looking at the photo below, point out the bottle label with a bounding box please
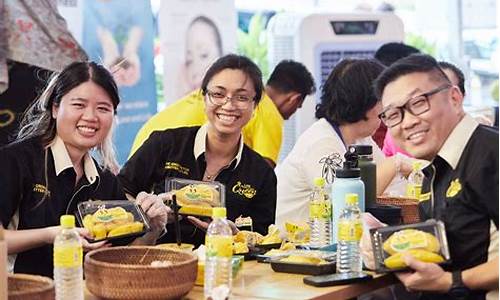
[338,220,362,242]
[205,235,233,258]
[406,184,422,199]
[309,201,332,220]
[54,245,83,268]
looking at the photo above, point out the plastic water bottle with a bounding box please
[309,177,332,248]
[336,193,363,273]
[406,162,424,199]
[204,207,233,300]
[53,215,83,300]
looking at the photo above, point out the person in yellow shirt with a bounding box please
[129,59,316,167]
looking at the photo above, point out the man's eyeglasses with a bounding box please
[205,90,255,109]
[379,85,451,128]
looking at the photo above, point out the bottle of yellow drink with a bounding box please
[407,162,424,200]
[309,177,332,248]
[204,207,232,300]
[53,215,83,300]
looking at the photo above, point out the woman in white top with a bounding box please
[276,58,410,229]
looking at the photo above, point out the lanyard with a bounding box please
[325,117,346,147]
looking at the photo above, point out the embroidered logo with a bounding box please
[164,162,190,175]
[319,152,343,184]
[232,181,256,199]
[446,179,462,198]
[33,183,50,196]
[419,192,431,202]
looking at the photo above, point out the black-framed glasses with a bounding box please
[379,85,451,128]
[205,90,255,109]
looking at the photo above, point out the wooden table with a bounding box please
[86,261,396,300]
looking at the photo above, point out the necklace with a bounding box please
[204,169,217,181]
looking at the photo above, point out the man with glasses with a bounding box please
[373,54,498,300]
[129,59,316,168]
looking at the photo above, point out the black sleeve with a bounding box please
[0,148,24,228]
[118,131,166,197]
[247,166,277,235]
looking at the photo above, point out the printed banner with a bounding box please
[159,0,237,105]
[82,0,157,165]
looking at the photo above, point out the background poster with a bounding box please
[82,0,156,165]
[159,0,237,105]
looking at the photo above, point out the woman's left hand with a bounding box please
[136,191,171,232]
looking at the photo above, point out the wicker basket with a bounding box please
[377,196,420,224]
[8,273,54,300]
[85,246,197,300]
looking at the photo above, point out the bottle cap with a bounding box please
[212,207,227,218]
[412,161,422,171]
[350,144,373,155]
[345,193,358,205]
[313,177,325,187]
[60,215,75,229]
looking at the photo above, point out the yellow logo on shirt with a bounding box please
[419,192,431,202]
[33,183,50,196]
[446,179,462,198]
[232,181,256,199]
[164,162,190,175]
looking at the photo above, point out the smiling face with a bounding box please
[52,80,115,157]
[185,20,221,91]
[381,72,463,160]
[204,68,256,138]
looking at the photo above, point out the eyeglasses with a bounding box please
[378,85,451,128]
[205,90,255,109]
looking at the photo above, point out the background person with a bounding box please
[0,62,168,278]
[275,58,411,231]
[130,59,316,167]
[119,54,277,247]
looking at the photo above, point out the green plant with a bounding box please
[237,13,269,79]
[405,32,437,56]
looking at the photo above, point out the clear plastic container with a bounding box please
[370,219,450,273]
[165,178,225,217]
[204,207,232,300]
[54,215,83,300]
[76,200,150,242]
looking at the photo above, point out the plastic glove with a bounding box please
[360,212,386,270]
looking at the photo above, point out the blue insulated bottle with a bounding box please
[331,149,365,244]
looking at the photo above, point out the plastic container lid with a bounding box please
[345,193,358,205]
[350,145,373,155]
[313,177,326,187]
[212,207,227,218]
[60,215,75,229]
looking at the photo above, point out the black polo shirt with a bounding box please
[418,115,498,300]
[118,125,277,246]
[0,136,125,278]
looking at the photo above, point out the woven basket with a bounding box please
[376,196,420,224]
[85,246,198,299]
[8,273,54,300]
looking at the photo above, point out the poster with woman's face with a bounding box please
[159,0,237,105]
